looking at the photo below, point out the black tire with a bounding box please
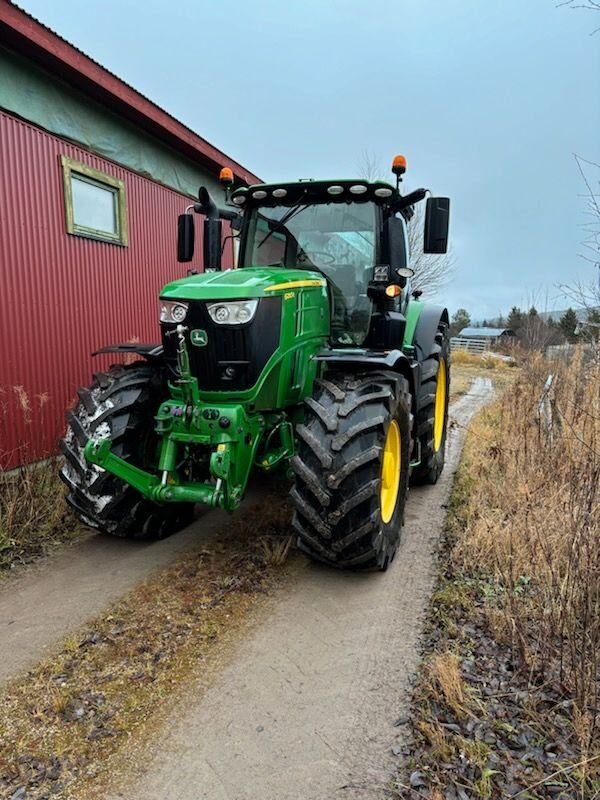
[291,371,411,571]
[59,362,194,540]
[410,324,451,486]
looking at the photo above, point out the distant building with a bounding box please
[0,2,260,466]
[452,327,515,353]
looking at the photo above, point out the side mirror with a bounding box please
[177,214,195,262]
[203,218,223,270]
[424,197,450,254]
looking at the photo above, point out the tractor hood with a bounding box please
[160,267,326,301]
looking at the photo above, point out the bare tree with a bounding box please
[557,0,600,34]
[358,152,453,297]
[357,149,385,182]
[558,155,600,315]
[556,4,599,355]
[518,311,558,351]
[574,154,600,271]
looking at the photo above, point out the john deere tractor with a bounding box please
[61,155,450,570]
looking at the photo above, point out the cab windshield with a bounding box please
[241,202,378,345]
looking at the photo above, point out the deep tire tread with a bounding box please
[60,362,194,541]
[292,371,411,571]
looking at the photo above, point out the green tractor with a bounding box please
[61,155,451,570]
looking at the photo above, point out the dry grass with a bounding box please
[0,388,83,570]
[259,533,294,565]
[399,351,599,798]
[0,495,294,799]
[415,720,455,763]
[451,349,512,369]
[453,354,599,744]
[450,352,600,782]
[428,652,470,719]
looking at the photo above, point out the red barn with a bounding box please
[0,2,260,467]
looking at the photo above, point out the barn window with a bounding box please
[61,156,128,245]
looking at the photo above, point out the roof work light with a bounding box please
[219,166,234,201]
[392,154,407,189]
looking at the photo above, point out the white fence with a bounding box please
[450,336,492,353]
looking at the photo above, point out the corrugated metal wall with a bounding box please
[0,110,231,466]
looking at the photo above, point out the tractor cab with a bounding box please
[228,176,449,349]
[233,180,400,346]
[174,159,450,358]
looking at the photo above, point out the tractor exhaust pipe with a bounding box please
[177,186,223,270]
[196,187,222,270]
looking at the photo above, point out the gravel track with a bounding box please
[106,377,494,800]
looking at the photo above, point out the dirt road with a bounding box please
[0,494,261,683]
[107,377,494,800]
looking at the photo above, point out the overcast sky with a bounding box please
[18,0,599,319]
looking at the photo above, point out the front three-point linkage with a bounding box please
[85,325,234,508]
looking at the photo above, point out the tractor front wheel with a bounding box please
[60,362,194,540]
[291,372,411,570]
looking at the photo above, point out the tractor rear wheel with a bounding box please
[291,372,411,570]
[411,324,450,485]
[60,362,194,540]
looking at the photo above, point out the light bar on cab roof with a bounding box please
[230,181,399,205]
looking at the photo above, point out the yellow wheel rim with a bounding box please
[433,358,447,452]
[380,420,401,524]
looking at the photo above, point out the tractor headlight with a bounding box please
[160,300,189,324]
[207,299,258,325]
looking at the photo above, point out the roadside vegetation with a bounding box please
[0,495,293,800]
[0,388,83,570]
[397,352,599,798]
[450,350,516,400]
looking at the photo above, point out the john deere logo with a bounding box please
[190,329,208,347]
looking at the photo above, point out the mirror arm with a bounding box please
[395,188,428,211]
[218,208,242,223]
[191,202,242,228]
[221,233,239,257]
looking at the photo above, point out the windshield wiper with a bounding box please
[257,203,307,249]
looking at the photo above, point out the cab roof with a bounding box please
[230,179,400,209]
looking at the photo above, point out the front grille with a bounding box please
[161,296,282,391]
